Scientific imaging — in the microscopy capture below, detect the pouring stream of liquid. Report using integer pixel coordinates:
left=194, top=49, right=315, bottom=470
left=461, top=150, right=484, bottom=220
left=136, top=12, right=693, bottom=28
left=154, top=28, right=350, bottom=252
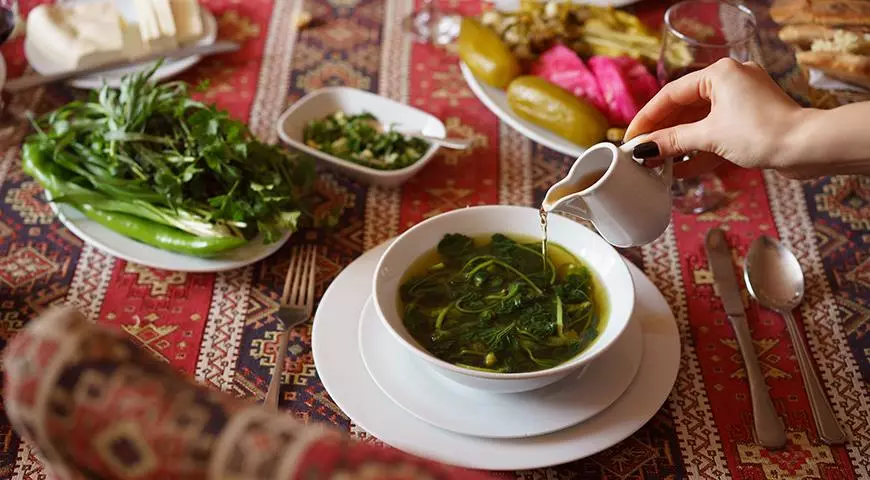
left=540, top=208, right=548, bottom=272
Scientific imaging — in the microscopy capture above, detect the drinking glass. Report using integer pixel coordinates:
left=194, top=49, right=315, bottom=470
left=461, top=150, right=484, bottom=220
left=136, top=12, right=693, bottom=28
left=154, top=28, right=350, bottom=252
left=403, top=0, right=461, bottom=46
left=657, top=0, right=758, bottom=214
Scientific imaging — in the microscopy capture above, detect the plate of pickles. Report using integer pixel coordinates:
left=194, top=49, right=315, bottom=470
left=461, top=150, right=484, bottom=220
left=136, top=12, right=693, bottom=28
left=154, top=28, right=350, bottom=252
left=460, top=63, right=587, bottom=157
left=459, top=1, right=690, bottom=156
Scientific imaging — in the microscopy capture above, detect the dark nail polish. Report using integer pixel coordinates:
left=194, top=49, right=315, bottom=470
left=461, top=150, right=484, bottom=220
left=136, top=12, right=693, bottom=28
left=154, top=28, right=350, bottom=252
left=633, top=141, right=660, bottom=159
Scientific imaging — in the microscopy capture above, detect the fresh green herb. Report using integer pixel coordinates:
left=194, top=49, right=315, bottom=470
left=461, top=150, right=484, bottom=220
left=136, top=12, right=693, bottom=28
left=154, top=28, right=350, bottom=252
left=303, top=111, right=430, bottom=170
left=23, top=64, right=322, bottom=256
left=400, top=234, right=604, bottom=373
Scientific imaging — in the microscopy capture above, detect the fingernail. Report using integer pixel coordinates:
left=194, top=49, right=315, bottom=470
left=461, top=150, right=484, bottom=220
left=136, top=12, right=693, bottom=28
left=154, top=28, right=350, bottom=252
left=632, top=141, right=660, bottom=159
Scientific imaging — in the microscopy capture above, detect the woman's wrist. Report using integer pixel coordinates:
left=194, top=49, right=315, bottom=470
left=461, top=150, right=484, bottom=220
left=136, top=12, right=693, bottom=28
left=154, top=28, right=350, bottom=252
left=769, top=107, right=824, bottom=174
left=773, top=104, right=870, bottom=178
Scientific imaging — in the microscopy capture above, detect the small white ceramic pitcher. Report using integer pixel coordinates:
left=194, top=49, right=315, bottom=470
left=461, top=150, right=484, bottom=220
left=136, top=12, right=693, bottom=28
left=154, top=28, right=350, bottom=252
left=542, top=138, right=673, bottom=248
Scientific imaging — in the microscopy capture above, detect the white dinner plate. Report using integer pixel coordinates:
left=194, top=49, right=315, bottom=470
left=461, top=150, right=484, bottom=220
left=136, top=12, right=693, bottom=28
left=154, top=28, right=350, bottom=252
left=313, top=240, right=680, bottom=470
left=24, top=8, right=218, bottom=90
left=359, top=296, right=643, bottom=438
left=460, top=62, right=585, bottom=158
left=49, top=200, right=291, bottom=272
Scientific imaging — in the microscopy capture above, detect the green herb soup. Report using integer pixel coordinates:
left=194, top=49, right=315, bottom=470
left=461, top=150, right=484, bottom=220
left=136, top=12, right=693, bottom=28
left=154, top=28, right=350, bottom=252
left=399, top=233, right=608, bottom=374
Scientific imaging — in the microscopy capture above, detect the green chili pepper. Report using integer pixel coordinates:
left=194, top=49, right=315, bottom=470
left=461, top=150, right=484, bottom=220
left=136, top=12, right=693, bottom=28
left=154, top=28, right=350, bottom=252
left=75, top=204, right=247, bottom=257
left=24, top=141, right=246, bottom=254
left=22, top=142, right=66, bottom=197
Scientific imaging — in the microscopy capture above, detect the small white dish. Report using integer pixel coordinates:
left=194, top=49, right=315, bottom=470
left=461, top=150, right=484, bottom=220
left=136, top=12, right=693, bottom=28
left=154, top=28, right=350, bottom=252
left=276, top=87, right=446, bottom=187
left=49, top=200, right=291, bottom=272
left=372, top=205, right=634, bottom=393
left=24, top=8, right=218, bottom=90
left=360, top=296, right=643, bottom=438
left=460, top=62, right=585, bottom=158
left=312, top=240, right=681, bottom=470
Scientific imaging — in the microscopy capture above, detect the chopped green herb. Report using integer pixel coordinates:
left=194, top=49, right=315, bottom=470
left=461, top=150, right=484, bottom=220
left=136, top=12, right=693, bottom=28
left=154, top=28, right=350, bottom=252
left=303, top=111, right=430, bottom=170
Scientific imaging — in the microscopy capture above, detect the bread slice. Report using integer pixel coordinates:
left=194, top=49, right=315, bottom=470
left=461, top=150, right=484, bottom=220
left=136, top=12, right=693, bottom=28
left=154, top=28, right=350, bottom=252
left=771, top=0, right=812, bottom=24
left=779, top=24, right=836, bottom=48
left=796, top=50, right=870, bottom=89
left=811, top=28, right=870, bottom=53
left=771, top=0, right=870, bottom=26
left=780, top=24, right=870, bottom=50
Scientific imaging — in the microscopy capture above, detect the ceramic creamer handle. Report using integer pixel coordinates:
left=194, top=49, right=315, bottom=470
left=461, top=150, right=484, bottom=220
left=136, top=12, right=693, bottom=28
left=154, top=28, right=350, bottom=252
left=618, top=137, right=673, bottom=189
left=659, top=157, right=674, bottom=188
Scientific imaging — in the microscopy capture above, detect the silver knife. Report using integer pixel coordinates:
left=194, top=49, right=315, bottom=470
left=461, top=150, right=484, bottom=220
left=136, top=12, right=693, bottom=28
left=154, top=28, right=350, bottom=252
left=5, top=41, right=241, bottom=93
left=705, top=227, right=787, bottom=449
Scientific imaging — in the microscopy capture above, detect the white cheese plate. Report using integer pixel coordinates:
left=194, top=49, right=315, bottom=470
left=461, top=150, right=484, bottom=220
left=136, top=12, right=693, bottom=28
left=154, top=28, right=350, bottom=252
left=24, top=7, right=218, bottom=90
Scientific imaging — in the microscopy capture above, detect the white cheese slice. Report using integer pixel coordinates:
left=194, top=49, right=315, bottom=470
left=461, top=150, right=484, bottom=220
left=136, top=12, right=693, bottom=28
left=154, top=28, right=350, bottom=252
left=152, top=0, right=177, bottom=40
left=133, top=0, right=177, bottom=53
left=120, top=20, right=146, bottom=60
left=170, top=0, right=203, bottom=44
left=26, top=2, right=126, bottom=71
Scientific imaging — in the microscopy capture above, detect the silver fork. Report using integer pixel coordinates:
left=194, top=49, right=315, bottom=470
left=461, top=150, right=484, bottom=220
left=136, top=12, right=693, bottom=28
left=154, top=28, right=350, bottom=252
left=263, top=245, right=317, bottom=410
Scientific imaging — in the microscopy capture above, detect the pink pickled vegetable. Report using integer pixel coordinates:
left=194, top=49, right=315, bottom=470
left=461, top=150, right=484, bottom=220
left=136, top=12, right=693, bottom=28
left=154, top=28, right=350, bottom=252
left=530, top=45, right=608, bottom=114
left=587, top=56, right=660, bottom=127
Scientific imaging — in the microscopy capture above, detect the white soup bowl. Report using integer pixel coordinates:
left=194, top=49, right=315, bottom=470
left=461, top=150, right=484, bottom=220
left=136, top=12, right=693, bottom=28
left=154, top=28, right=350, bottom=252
left=372, top=205, right=635, bottom=393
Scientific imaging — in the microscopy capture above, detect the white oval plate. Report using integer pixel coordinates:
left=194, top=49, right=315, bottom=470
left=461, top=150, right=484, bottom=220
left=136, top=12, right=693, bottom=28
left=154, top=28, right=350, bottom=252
left=24, top=8, right=218, bottom=90
left=360, top=296, right=643, bottom=438
left=460, top=62, right=585, bottom=158
left=313, top=240, right=680, bottom=470
left=50, top=201, right=291, bottom=272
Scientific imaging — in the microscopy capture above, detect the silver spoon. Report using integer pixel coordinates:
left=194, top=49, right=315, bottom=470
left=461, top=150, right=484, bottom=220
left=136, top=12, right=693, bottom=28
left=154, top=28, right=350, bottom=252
left=744, top=236, right=846, bottom=445
left=400, top=132, right=473, bottom=150
left=370, top=120, right=473, bottom=150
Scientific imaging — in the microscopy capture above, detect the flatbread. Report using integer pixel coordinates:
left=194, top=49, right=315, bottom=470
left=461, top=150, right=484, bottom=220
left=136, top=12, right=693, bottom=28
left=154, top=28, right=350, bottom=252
left=796, top=50, right=870, bottom=89
left=778, top=24, right=837, bottom=48
left=771, top=0, right=870, bottom=26
left=779, top=24, right=870, bottom=49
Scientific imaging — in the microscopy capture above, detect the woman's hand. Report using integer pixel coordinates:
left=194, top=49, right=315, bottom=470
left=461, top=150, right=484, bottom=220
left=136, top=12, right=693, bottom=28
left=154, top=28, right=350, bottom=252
left=625, top=58, right=808, bottom=178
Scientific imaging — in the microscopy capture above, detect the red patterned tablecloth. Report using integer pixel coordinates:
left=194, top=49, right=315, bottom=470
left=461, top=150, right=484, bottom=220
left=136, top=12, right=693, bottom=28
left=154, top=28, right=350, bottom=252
left=1, top=0, right=868, bottom=478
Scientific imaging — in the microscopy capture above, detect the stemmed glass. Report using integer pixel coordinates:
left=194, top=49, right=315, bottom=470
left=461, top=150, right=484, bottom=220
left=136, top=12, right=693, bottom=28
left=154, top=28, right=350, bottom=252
left=657, top=0, right=758, bottom=214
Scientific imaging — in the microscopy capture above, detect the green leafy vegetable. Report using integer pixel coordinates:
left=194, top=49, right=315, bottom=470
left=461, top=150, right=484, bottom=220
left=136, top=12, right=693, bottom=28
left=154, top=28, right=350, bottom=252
left=303, top=111, right=430, bottom=170
left=23, top=64, right=322, bottom=256
left=437, top=233, right=475, bottom=265
left=400, top=233, right=604, bottom=373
